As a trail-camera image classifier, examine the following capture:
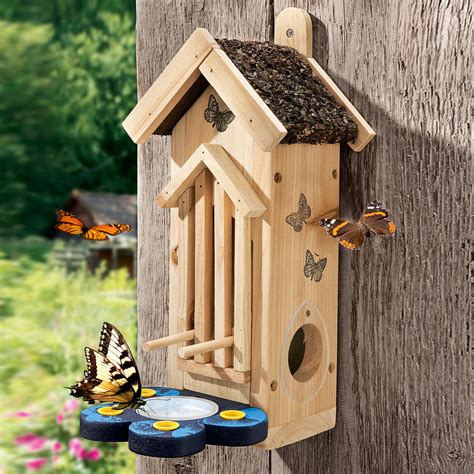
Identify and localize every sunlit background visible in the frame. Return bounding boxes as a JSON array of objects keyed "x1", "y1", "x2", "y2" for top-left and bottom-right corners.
[{"x1": 0, "y1": 2, "x2": 138, "y2": 472}]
